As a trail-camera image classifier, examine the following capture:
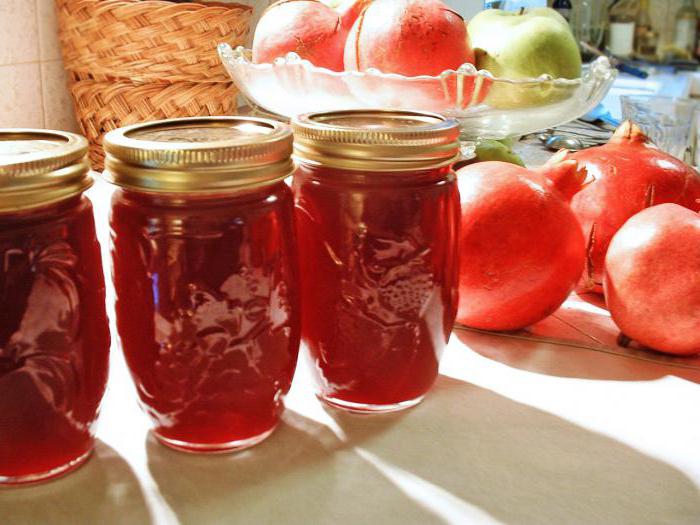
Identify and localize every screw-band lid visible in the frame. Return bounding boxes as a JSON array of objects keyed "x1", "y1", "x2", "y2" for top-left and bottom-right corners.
[
  {"x1": 293, "y1": 109, "x2": 461, "y2": 171},
  {"x1": 0, "y1": 129, "x2": 91, "y2": 213},
  {"x1": 103, "y1": 116, "x2": 294, "y2": 193}
]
